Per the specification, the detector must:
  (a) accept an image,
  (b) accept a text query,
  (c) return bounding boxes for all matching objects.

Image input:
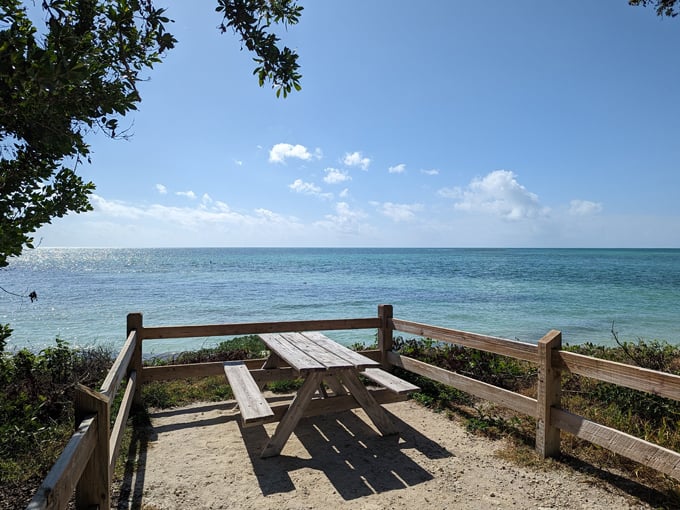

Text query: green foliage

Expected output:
[266,378,303,393]
[146,335,267,365]
[0,0,176,267]
[629,0,680,17]
[394,336,537,391]
[0,0,303,268]
[563,340,680,446]
[0,339,114,485]
[142,376,234,408]
[216,0,303,97]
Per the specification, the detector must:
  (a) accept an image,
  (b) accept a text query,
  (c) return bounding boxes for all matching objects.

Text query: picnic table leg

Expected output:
[324,375,347,396]
[261,371,324,458]
[341,369,398,436]
[261,352,282,369]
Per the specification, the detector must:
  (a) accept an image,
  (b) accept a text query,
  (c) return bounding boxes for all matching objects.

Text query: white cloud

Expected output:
[339,188,349,198]
[288,179,333,199]
[234,160,243,166]
[444,170,548,221]
[323,167,352,184]
[374,202,423,222]
[176,190,197,199]
[421,169,440,176]
[155,184,167,195]
[289,179,321,194]
[388,163,406,174]
[437,187,462,199]
[269,143,321,163]
[569,199,603,216]
[314,202,369,234]
[88,195,301,231]
[343,151,371,170]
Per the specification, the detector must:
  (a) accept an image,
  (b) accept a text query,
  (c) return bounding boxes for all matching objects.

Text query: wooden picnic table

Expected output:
[223,331,419,458]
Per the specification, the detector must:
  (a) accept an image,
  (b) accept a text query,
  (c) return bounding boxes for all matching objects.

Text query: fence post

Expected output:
[536,329,562,459]
[377,304,393,369]
[74,384,110,509]
[127,312,144,407]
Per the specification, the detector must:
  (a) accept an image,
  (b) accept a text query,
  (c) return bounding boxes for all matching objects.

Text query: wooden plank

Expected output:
[378,304,394,368]
[391,318,538,363]
[255,388,407,425]
[141,361,298,384]
[302,331,380,369]
[362,368,420,394]
[324,375,347,396]
[387,351,538,418]
[281,332,353,369]
[141,353,380,383]
[552,408,680,480]
[340,369,398,435]
[100,330,137,399]
[26,415,97,510]
[109,370,136,479]
[141,350,380,384]
[536,330,562,459]
[141,318,381,340]
[223,362,274,424]
[260,333,326,373]
[261,371,324,457]
[554,350,680,402]
[74,385,110,509]
[127,313,144,407]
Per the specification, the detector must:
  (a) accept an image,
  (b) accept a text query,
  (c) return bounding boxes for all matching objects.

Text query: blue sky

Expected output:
[36,1,680,248]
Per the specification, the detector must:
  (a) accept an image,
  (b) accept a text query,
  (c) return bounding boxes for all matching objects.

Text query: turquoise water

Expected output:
[1,248,678,354]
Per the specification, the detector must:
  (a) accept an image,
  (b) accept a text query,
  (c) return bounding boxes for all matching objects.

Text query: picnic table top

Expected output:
[259,332,380,373]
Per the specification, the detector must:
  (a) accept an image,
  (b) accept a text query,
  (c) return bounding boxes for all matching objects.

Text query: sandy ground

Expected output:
[114,397,662,510]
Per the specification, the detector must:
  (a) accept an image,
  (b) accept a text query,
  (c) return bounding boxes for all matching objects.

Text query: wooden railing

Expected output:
[376,305,680,480]
[27,305,680,508]
[27,328,139,509]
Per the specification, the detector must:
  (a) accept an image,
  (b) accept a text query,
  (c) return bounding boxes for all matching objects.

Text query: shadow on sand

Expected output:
[240,407,452,499]
[114,401,676,509]
[113,401,452,507]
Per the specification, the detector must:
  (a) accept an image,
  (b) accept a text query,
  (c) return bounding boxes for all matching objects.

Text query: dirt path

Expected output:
[115,399,660,509]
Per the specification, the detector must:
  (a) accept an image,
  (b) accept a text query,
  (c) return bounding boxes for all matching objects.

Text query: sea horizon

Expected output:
[2,247,679,354]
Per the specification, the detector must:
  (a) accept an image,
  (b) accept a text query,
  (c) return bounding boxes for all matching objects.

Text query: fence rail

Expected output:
[27,305,680,509]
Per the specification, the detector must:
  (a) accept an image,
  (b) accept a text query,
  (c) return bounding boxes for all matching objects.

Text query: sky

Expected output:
[34,1,680,248]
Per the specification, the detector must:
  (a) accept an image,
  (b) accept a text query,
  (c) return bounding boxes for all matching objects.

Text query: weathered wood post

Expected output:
[536,329,562,458]
[127,313,144,407]
[74,384,110,509]
[377,304,393,369]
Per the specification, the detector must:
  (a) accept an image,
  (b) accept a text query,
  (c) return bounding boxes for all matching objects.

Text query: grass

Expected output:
[3,332,680,508]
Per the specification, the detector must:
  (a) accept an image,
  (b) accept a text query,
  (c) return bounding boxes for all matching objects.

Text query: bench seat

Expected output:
[362,368,420,395]
[223,361,274,426]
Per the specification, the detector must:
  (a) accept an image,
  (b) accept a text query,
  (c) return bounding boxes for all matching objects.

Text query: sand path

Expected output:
[115,398,656,509]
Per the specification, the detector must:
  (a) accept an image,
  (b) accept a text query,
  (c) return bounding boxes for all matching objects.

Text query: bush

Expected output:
[0,340,115,485]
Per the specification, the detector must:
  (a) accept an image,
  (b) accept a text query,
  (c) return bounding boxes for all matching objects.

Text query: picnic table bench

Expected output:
[222,331,419,458]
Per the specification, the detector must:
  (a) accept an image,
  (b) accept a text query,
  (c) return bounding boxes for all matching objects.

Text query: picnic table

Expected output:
[223,331,419,458]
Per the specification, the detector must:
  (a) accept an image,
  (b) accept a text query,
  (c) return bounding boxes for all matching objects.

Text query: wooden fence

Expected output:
[27,305,680,509]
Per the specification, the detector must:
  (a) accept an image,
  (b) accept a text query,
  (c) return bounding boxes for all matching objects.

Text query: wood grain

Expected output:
[387,351,538,418]
[554,350,680,402]
[223,362,274,425]
[26,415,97,510]
[553,408,680,480]
[391,318,538,362]
[141,318,381,340]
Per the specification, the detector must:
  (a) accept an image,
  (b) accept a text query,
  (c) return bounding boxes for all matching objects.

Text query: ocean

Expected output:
[1,248,679,355]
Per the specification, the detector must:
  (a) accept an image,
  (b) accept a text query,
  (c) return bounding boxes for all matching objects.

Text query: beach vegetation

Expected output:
[0,338,115,506]
[3,334,680,507]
